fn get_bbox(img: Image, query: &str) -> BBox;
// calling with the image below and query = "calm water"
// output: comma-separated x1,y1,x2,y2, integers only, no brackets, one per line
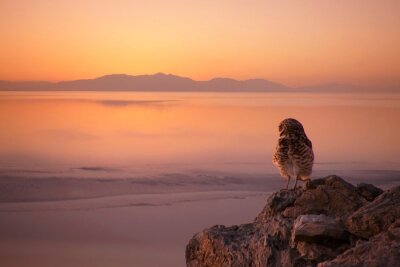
0,91,400,177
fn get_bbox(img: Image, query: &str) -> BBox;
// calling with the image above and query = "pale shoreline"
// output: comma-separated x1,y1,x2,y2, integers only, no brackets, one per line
0,168,399,203
0,190,266,213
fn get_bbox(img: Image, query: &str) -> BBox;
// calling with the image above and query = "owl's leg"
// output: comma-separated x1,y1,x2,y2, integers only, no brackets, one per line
286,176,291,189
293,178,298,189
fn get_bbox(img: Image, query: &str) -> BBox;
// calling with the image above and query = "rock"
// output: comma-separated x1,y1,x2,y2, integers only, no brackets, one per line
256,176,365,223
356,183,383,201
186,176,400,267
292,215,350,264
346,186,400,239
318,220,400,267
267,189,299,214
186,217,297,267
295,241,349,264
186,224,255,267
256,189,300,221
292,214,348,243
282,176,365,219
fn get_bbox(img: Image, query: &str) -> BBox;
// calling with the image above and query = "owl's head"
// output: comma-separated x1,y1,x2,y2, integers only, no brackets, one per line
278,118,305,137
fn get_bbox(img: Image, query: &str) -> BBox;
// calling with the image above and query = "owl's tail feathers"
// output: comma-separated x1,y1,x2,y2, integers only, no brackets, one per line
297,172,312,181
279,169,291,179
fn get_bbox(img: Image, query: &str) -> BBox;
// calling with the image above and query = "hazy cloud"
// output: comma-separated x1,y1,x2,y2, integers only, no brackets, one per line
97,99,178,107
42,129,100,140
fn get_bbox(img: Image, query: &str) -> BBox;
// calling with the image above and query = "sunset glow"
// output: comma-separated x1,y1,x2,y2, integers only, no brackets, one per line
1,0,399,86
1,2,400,265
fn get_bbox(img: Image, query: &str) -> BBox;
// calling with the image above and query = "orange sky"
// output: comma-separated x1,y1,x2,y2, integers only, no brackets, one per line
0,0,399,87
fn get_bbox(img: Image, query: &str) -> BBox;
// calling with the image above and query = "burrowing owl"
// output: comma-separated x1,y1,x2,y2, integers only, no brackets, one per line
272,118,314,189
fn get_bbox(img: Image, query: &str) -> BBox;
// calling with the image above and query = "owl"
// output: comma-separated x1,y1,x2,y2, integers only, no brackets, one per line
272,118,314,189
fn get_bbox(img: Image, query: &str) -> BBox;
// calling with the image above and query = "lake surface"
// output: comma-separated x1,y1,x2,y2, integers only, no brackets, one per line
0,91,399,176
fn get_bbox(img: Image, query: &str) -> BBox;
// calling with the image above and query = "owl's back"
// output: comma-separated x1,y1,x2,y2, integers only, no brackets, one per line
273,119,314,180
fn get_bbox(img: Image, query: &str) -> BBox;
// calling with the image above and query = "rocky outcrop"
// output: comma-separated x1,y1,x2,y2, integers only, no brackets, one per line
186,175,400,267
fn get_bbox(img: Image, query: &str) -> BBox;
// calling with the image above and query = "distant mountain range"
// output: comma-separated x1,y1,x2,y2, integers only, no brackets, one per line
0,73,398,93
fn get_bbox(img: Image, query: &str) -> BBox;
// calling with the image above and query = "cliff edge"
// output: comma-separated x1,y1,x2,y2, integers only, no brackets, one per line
186,175,400,267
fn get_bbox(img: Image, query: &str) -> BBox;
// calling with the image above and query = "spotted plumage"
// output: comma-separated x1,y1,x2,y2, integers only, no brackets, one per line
272,118,314,189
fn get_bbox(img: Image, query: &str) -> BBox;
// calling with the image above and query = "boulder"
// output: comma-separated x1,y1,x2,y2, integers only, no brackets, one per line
186,217,296,267
346,186,400,239
292,214,348,243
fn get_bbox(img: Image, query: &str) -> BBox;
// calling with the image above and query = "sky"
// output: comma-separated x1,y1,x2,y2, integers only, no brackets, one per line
0,0,399,87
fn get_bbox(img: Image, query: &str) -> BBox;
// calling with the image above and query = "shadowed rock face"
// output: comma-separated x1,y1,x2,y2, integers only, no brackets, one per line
356,183,384,201
346,186,400,239
186,175,399,267
318,219,400,267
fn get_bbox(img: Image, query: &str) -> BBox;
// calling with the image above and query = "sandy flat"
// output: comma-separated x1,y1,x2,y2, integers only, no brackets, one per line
0,191,267,267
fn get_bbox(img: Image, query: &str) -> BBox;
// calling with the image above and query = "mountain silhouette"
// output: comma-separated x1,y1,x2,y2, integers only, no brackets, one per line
0,73,398,92
0,73,288,92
